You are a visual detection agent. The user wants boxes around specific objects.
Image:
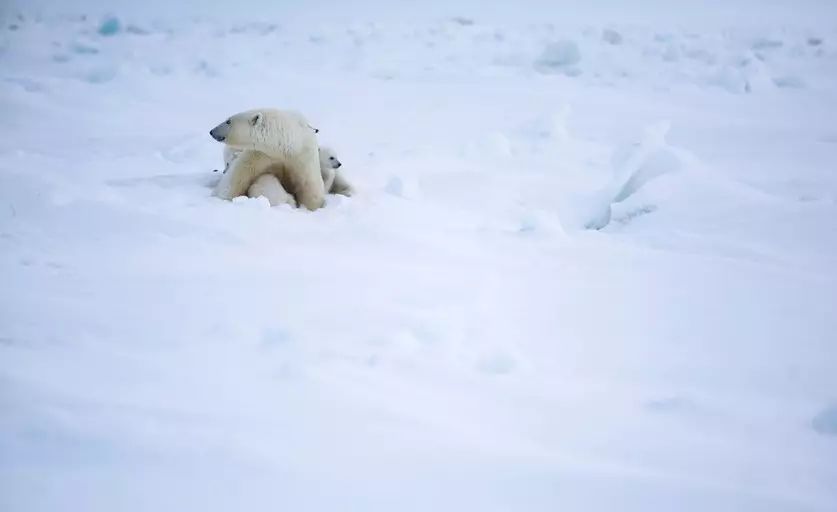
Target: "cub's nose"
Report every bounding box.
[335,162,342,168]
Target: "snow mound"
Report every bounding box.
[523,111,690,232]
[601,28,623,45]
[534,39,582,76]
[812,405,837,437]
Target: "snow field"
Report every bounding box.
[1,4,837,511]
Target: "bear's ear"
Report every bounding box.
[249,113,261,126]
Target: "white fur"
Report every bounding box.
[329,169,355,197]
[223,146,240,172]
[246,174,296,207]
[211,108,325,211]
[318,146,337,193]
[225,145,355,202]
[318,146,355,197]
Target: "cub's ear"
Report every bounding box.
[249,113,261,126]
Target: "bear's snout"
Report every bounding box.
[209,122,230,142]
[209,128,225,142]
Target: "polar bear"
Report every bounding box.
[209,108,325,211]
[318,146,355,197]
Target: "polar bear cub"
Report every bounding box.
[246,174,298,207]
[318,146,355,197]
[209,108,325,210]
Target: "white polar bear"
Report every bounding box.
[209,108,325,211]
[317,146,355,197]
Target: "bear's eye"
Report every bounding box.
[329,156,335,161]
[225,119,231,125]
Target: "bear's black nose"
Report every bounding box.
[335,162,342,168]
[209,129,225,142]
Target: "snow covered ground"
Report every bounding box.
[1,1,837,510]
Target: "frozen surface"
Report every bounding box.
[1,1,837,511]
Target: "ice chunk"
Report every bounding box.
[609,120,672,202]
[534,40,582,75]
[97,16,122,37]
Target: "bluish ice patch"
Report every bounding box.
[262,327,293,346]
[85,67,117,84]
[71,42,99,55]
[534,39,582,77]
[97,16,122,37]
[4,77,43,93]
[476,350,517,375]
[125,25,150,35]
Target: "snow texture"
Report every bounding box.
[1,1,837,511]
[812,405,837,437]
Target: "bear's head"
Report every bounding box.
[209,108,318,153]
[209,109,272,151]
[319,146,342,170]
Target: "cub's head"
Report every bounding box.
[318,146,342,171]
